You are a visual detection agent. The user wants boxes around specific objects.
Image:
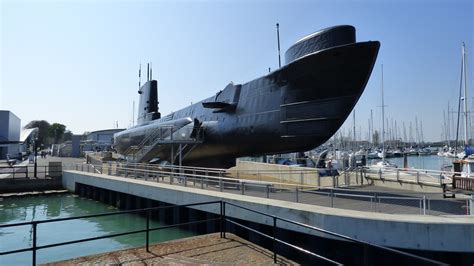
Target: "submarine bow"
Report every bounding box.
[114,25,380,168]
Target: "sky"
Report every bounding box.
[0,0,473,142]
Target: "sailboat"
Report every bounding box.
[372,64,397,169]
[451,43,473,178]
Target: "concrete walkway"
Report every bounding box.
[43,233,296,265]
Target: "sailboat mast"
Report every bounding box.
[353,110,356,150]
[462,43,469,146]
[370,109,374,146]
[381,64,386,161]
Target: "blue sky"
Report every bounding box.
[0,0,473,141]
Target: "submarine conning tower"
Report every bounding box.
[137,80,161,125]
[285,25,355,64]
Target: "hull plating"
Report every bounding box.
[114,26,380,168]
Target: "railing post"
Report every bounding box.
[422,195,426,215]
[219,178,223,192]
[220,201,223,238]
[373,193,377,212]
[295,187,299,202]
[201,176,204,189]
[241,182,245,195]
[32,222,37,266]
[396,169,400,182]
[470,195,474,216]
[416,171,420,183]
[266,185,270,199]
[223,202,226,238]
[146,210,150,252]
[356,169,362,185]
[273,216,277,264]
[75,164,78,171]
[330,189,334,207]
[300,172,303,185]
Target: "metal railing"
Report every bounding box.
[223,201,445,265]
[122,126,204,163]
[363,166,454,186]
[64,163,473,216]
[0,165,61,179]
[0,201,222,266]
[0,200,445,265]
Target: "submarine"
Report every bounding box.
[114,25,380,168]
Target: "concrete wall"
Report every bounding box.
[63,170,474,253]
[0,178,62,193]
[228,160,357,187]
[366,177,444,193]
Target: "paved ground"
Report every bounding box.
[43,233,296,265]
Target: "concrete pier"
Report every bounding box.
[63,170,474,253]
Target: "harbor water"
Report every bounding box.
[0,193,195,265]
[371,155,454,171]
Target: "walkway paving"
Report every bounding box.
[43,233,296,265]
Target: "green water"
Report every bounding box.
[0,193,195,265]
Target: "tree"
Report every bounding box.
[373,130,380,146]
[49,123,66,144]
[63,130,73,142]
[24,120,50,146]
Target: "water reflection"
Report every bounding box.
[0,193,194,265]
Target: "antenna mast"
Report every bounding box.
[138,63,142,89]
[276,23,281,68]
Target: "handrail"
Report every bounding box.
[224,201,446,265]
[82,164,453,195]
[64,163,472,216]
[0,200,221,228]
[0,200,223,265]
[0,200,340,265]
[225,218,341,265]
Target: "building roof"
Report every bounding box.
[20,128,38,143]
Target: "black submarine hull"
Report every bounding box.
[114,25,380,168]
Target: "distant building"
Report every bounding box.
[0,110,21,159]
[82,129,125,153]
[0,110,37,160]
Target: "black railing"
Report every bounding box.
[0,200,446,265]
[0,201,222,266]
[223,201,447,266]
